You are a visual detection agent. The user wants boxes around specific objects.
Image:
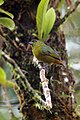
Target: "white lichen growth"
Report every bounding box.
[33,57,52,109]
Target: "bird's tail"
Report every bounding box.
[54,59,66,67]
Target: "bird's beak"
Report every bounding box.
[28,42,34,45]
[26,42,34,51]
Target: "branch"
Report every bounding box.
[53,1,80,31]
[1,50,33,92]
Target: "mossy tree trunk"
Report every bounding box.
[1,0,80,120]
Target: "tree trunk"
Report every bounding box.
[1,0,80,120]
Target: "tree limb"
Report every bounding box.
[53,1,80,31]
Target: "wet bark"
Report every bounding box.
[1,0,80,120]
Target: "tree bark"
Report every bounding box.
[1,0,80,120]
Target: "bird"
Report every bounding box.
[29,40,64,66]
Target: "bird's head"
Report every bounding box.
[26,41,36,51]
[28,39,39,47]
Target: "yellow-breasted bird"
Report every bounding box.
[29,40,64,66]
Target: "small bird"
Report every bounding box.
[29,40,64,66]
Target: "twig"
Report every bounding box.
[1,50,33,92]
[65,0,72,7]
[53,1,80,31]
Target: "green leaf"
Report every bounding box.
[0,67,6,81]
[0,17,15,30]
[43,8,56,41]
[0,112,6,120]
[0,67,14,87]
[32,33,38,38]
[36,0,49,40]
[0,0,4,6]
[75,105,80,116]
[0,8,14,19]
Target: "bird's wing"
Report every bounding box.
[41,45,60,60]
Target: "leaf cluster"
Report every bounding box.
[0,0,15,30]
[36,0,56,41]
